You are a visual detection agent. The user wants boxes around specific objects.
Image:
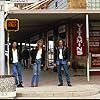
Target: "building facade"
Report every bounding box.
[6,0,100,79]
[46,0,100,76]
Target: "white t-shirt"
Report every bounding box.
[36,49,42,60]
[12,49,18,63]
[59,49,63,59]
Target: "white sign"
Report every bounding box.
[5,0,38,3]
[76,24,83,55]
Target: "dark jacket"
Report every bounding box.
[9,47,22,64]
[31,48,45,65]
[22,49,29,59]
[54,46,70,63]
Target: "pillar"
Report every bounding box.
[0,2,5,75]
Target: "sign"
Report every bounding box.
[89,41,99,47]
[58,25,66,34]
[5,19,19,31]
[5,0,38,3]
[47,30,53,37]
[72,23,87,56]
[92,54,100,67]
[89,32,100,67]
[90,31,100,37]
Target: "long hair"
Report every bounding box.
[57,39,65,46]
[10,40,18,48]
[37,39,44,48]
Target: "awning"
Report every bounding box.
[7,9,100,42]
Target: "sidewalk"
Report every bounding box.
[15,69,100,99]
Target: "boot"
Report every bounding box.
[67,81,72,87]
[58,83,63,86]
[18,81,23,87]
[17,83,23,87]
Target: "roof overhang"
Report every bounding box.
[7,9,100,43]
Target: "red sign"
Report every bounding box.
[72,23,87,56]
[5,19,19,31]
[92,54,100,67]
[89,34,100,67]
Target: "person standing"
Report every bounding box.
[54,39,72,86]
[31,39,45,87]
[22,47,29,69]
[9,41,23,87]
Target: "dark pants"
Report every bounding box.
[23,58,28,69]
[56,59,70,84]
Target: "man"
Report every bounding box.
[54,39,72,86]
[22,47,29,69]
[9,41,23,87]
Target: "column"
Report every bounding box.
[86,14,90,81]
[0,2,5,75]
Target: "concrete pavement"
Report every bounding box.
[14,68,100,99]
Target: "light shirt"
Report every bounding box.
[59,49,63,59]
[12,49,18,63]
[36,49,42,60]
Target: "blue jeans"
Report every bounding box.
[12,62,23,85]
[56,59,70,84]
[31,59,41,86]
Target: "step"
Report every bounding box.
[16,85,100,98]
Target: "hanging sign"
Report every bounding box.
[5,19,19,31]
[72,23,87,56]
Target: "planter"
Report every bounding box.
[0,75,16,98]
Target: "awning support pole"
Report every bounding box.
[7,32,10,75]
[86,14,90,81]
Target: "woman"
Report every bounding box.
[31,39,45,87]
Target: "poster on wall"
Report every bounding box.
[89,32,100,67]
[72,23,87,56]
[92,54,100,67]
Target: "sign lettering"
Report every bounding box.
[76,24,83,55]
[72,23,86,56]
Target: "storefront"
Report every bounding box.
[89,22,100,75]
[45,17,100,76]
